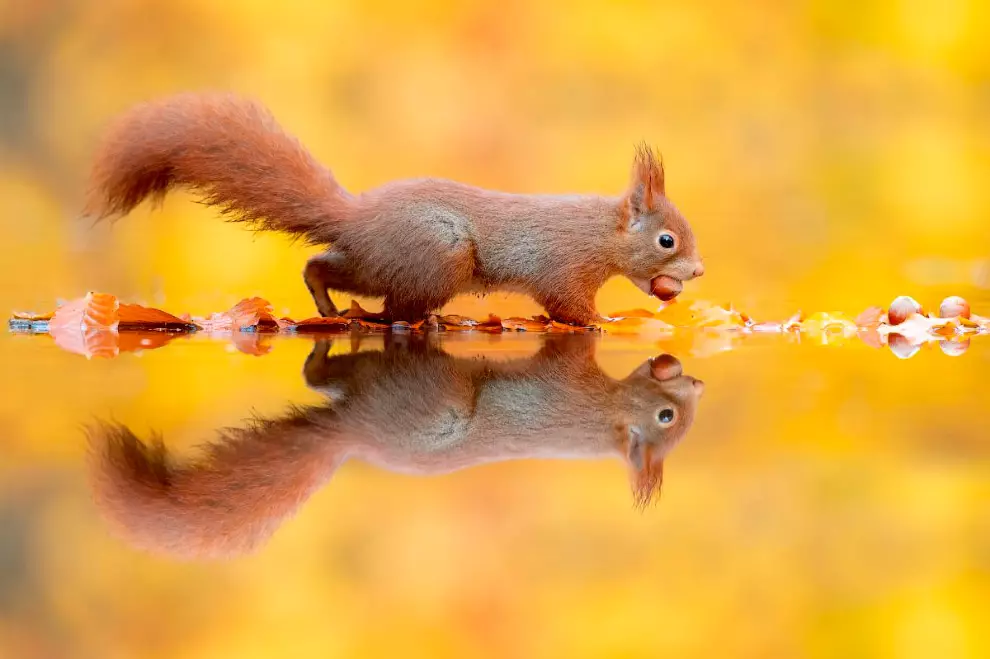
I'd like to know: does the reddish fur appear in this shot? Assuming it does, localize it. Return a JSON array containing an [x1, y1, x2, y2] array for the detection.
[[631, 443, 665, 510], [83, 93, 349, 244], [85, 337, 703, 560], [628, 143, 665, 220], [86, 410, 345, 559], [83, 92, 703, 323]]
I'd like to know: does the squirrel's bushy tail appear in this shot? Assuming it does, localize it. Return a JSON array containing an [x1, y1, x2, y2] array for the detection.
[[83, 93, 350, 244], [85, 410, 345, 560]]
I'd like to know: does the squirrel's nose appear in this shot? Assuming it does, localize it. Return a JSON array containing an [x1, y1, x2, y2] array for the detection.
[[692, 262, 705, 278]]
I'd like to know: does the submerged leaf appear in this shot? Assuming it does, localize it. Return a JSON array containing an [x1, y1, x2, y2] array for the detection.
[[231, 332, 275, 356]]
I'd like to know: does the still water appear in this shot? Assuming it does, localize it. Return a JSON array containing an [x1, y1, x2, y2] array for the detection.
[[1, 329, 987, 658]]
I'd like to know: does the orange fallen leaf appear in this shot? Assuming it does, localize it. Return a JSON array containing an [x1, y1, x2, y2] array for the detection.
[[689, 302, 747, 329], [501, 317, 549, 332], [931, 321, 958, 338], [351, 318, 392, 331], [50, 292, 119, 333], [603, 316, 673, 335], [607, 308, 659, 319], [226, 297, 282, 331], [342, 300, 386, 321], [290, 316, 351, 331], [653, 300, 697, 326], [118, 303, 199, 330], [854, 306, 885, 327], [11, 310, 54, 321], [443, 314, 504, 332], [547, 320, 599, 333], [438, 314, 475, 327], [475, 314, 504, 331], [439, 314, 486, 331]]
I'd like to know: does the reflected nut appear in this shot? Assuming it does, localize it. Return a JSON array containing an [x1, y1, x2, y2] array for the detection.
[[938, 296, 970, 320], [887, 333, 920, 360], [650, 275, 683, 301], [887, 295, 923, 326], [940, 339, 969, 357], [649, 354, 683, 380]]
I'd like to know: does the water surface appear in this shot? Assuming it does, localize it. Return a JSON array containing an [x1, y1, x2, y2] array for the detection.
[[1, 330, 986, 658]]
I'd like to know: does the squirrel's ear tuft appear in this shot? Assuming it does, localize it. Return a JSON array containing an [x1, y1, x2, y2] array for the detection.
[[626, 142, 665, 221], [631, 453, 663, 510]]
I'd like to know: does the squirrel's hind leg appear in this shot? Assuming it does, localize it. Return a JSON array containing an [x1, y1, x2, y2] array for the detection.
[[303, 250, 358, 317], [383, 297, 434, 323], [536, 289, 603, 327]]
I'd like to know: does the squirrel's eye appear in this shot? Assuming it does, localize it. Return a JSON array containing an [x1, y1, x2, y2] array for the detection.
[[658, 233, 675, 249], [657, 408, 675, 425]]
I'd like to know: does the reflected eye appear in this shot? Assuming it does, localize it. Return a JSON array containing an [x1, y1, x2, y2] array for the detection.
[[657, 408, 675, 425], [658, 233, 675, 249]]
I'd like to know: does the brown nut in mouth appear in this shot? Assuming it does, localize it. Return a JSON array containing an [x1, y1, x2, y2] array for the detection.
[[650, 275, 683, 301]]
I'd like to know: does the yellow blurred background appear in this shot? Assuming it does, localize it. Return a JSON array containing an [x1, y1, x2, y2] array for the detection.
[[1, 1, 988, 658], [2, 0, 989, 320]]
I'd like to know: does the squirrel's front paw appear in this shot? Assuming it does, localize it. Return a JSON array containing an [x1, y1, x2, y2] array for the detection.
[[550, 314, 604, 328]]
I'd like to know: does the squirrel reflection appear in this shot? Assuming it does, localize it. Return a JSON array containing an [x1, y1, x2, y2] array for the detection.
[[87, 334, 704, 559]]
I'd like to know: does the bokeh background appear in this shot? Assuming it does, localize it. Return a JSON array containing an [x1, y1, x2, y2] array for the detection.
[[2, 0, 990, 320], [1, 1, 988, 658]]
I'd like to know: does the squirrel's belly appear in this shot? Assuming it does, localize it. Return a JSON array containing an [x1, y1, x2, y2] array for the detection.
[[463, 278, 534, 296]]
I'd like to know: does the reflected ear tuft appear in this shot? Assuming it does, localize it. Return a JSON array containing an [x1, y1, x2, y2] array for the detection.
[[631, 454, 663, 510]]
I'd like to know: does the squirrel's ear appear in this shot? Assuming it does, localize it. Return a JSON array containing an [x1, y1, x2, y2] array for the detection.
[[629, 444, 663, 509], [626, 430, 647, 472], [620, 425, 663, 507], [625, 143, 665, 225]]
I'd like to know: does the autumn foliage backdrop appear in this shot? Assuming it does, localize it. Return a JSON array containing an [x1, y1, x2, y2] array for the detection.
[[0, 2, 988, 658]]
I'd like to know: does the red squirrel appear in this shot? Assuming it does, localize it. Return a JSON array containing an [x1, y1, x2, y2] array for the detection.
[[82, 93, 704, 324], [86, 335, 704, 559]]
